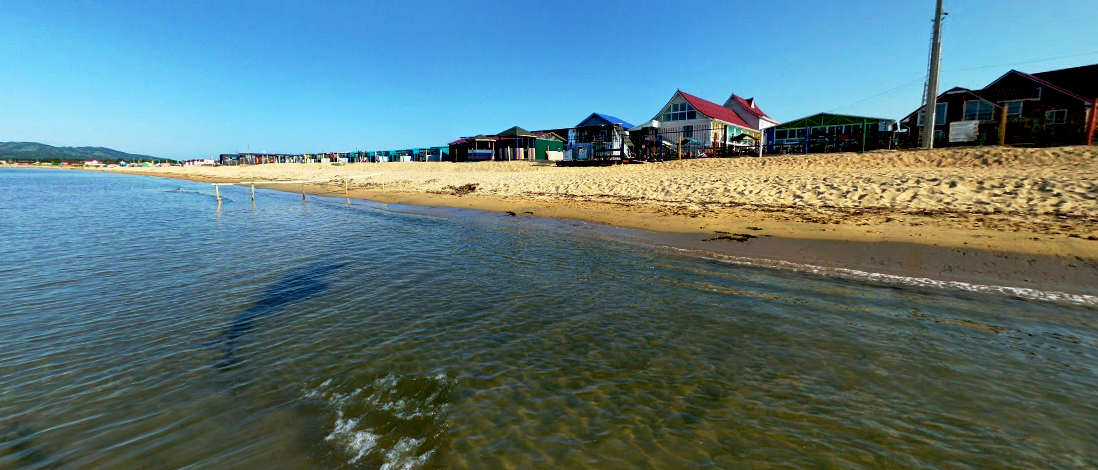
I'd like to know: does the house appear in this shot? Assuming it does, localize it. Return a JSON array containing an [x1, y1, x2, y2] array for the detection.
[[766, 113, 897, 154], [629, 90, 762, 159], [724, 94, 779, 132], [900, 63, 1098, 147], [566, 113, 635, 161]]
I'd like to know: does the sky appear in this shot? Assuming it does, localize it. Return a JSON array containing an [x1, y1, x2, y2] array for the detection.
[[1, 0, 1096, 160]]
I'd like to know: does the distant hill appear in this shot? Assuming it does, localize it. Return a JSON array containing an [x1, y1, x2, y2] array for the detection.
[[0, 142, 162, 162]]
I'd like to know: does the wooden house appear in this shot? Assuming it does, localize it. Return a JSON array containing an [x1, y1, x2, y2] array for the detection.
[[900, 63, 1097, 147]]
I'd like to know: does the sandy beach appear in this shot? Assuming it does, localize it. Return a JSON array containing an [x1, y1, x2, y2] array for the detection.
[[76, 145, 1098, 293]]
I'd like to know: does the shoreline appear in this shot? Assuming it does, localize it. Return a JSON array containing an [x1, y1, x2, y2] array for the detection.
[[63, 165, 1098, 298]]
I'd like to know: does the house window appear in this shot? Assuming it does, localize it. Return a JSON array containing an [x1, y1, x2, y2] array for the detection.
[[662, 103, 697, 122], [1006, 101, 1023, 117], [776, 129, 787, 139], [917, 103, 948, 126], [963, 100, 995, 121], [682, 125, 694, 138], [1045, 109, 1067, 124]]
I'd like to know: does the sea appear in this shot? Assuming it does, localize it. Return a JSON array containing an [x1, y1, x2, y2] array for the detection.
[[1, 167, 1096, 469]]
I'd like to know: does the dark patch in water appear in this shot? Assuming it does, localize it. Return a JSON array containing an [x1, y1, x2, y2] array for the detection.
[[214, 263, 347, 369], [0, 423, 56, 468]]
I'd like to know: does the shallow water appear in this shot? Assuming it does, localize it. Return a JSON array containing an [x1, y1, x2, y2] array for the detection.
[[1, 168, 1096, 469]]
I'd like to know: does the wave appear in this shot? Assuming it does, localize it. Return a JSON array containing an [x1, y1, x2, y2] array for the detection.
[[663, 246, 1098, 307], [301, 373, 455, 469]]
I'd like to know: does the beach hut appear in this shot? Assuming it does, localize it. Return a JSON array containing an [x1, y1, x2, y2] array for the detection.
[[568, 113, 635, 160], [495, 126, 536, 161], [533, 132, 565, 160], [452, 135, 496, 161]]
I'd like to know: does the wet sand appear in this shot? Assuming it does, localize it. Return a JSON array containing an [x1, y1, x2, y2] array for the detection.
[[67, 146, 1098, 296]]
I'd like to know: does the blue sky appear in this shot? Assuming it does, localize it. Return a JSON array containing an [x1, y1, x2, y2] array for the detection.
[[1, 0, 1096, 160]]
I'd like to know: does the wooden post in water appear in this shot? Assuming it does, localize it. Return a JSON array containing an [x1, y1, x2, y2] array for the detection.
[[215, 184, 221, 204], [301, 183, 306, 201], [250, 183, 255, 201]]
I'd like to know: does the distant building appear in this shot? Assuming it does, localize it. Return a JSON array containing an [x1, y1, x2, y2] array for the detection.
[[447, 127, 563, 162], [766, 113, 897, 154], [900, 63, 1098, 147]]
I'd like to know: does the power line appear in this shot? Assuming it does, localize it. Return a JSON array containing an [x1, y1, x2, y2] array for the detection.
[[825, 50, 1098, 114], [827, 78, 924, 113], [948, 50, 1098, 72]]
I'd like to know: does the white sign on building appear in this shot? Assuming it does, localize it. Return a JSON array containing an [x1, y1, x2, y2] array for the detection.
[[949, 120, 980, 142]]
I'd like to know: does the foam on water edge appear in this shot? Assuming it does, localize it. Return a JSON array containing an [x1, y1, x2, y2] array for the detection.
[[301, 373, 454, 468], [664, 246, 1098, 307]]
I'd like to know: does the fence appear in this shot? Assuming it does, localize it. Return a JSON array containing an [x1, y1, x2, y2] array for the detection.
[[629, 125, 761, 161]]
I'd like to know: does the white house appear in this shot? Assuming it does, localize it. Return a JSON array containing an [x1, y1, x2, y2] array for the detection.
[[630, 90, 762, 156], [724, 94, 779, 131]]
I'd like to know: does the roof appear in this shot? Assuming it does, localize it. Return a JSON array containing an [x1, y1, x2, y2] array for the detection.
[[1032, 63, 1098, 100], [576, 113, 635, 129], [496, 126, 535, 137], [1016, 70, 1092, 103], [727, 94, 772, 120], [985, 69, 1093, 103], [534, 131, 565, 141], [899, 87, 990, 123], [676, 90, 754, 129], [775, 112, 895, 130]]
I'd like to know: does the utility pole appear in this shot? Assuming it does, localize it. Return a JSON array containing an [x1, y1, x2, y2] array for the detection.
[[922, 0, 945, 150]]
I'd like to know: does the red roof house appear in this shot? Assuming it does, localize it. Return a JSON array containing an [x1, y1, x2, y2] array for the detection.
[[723, 93, 779, 131], [631, 90, 762, 154]]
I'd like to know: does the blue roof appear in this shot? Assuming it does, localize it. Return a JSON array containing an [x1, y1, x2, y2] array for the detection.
[[577, 113, 634, 129]]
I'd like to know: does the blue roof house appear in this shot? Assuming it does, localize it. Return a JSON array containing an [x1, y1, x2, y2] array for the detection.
[[568, 113, 636, 160]]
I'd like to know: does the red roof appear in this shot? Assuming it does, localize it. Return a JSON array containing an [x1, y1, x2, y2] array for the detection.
[[730, 94, 771, 120], [677, 90, 753, 129]]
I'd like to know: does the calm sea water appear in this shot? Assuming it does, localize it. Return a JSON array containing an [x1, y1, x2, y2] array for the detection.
[[1, 168, 1096, 469]]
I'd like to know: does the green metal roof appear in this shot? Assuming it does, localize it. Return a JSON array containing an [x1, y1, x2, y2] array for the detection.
[[775, 113, 893, 129]]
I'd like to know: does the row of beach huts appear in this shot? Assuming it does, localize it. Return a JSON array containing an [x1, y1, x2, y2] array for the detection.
[[214, 63, 1096, 166]]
